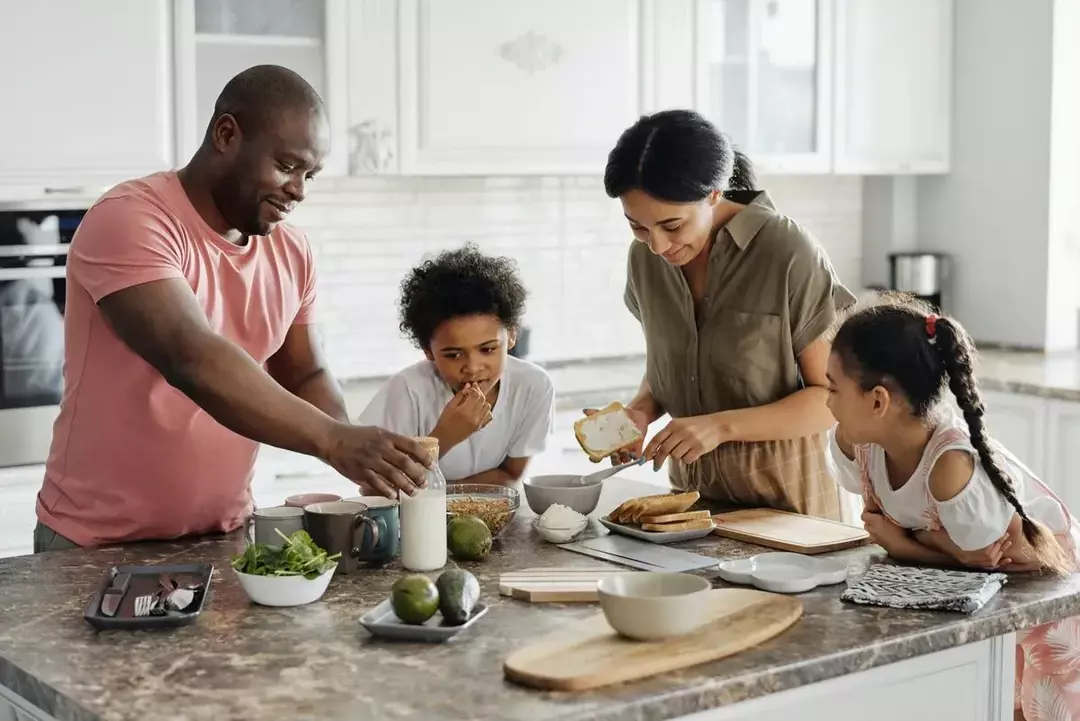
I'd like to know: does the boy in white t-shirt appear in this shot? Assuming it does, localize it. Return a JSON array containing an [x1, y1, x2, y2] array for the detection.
[[358, 244, 555, 485]]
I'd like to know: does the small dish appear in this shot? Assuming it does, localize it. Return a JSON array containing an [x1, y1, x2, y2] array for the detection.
[[83, 563, 214, 631], [284, 492, 341, 508], [358, 600, 489, 643], [598, 516, 716, 544], [533, 518, 588, 544], [596, 572, 712, 641], [716, 552, 848, 594], [233, 566, 336, 607], [522, 474, 603, 515]]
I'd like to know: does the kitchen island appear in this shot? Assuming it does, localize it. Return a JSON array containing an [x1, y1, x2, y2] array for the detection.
[[2, 478, 1079, 721]]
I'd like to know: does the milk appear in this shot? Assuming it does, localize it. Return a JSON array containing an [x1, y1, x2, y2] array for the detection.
[[399, 487, 447, 571]]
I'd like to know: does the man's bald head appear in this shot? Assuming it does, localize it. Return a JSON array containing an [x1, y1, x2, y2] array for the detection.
[[204, 64, 325, 141]]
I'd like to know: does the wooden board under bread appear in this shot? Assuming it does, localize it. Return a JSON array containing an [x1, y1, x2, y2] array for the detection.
[[711, 508, 870, 554]]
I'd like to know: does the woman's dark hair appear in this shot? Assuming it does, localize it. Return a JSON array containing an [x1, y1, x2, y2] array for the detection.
[[603, 109, 757, 202], [398, 243, 527, 350], [832, 293, 1073, 575]]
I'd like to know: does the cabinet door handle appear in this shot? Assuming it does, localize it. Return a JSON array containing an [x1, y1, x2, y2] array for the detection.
[[44, 186, 86, 195]]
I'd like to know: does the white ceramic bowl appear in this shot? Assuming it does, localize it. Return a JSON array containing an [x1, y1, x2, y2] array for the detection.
[[597, 572, 712, 641], [233, 566, 336, 607], [522, 474, 604, 515], [532, 517, 589, 544]]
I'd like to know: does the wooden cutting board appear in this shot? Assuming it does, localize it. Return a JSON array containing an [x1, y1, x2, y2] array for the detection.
[[499, 567, 633, 603], [712, 508, 870, 554], [504, 588, 802, 691]]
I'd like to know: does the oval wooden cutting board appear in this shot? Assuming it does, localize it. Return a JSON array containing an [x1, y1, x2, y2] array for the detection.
[[504, 588, 803, 692]]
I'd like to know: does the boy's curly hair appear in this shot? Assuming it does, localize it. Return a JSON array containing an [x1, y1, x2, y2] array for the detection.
[[398, 243, 528, 350]]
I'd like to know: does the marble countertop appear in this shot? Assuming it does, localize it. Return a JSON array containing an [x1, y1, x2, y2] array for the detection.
[[975, 349, 1080, 402], [3, 479, 1080, 721]]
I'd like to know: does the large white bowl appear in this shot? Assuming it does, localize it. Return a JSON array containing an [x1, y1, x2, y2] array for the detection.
[[233, 566, 336, 607], [522, 474, 604, 515], [597, 572, 712, 641]]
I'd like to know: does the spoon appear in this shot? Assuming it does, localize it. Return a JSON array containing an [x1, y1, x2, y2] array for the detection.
[[574, 457, 647, 486]]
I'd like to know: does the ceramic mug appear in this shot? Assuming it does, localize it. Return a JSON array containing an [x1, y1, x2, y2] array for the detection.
[[344, 496, 400, 564], [247, 505, 305, 546], [303, 501, 382, 574], [284, 492, 341, 508]]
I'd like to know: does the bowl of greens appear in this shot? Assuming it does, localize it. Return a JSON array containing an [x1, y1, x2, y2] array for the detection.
[[230, 529, 341, 607]]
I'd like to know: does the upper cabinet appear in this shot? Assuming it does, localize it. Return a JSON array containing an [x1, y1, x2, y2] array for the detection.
[[0, 0, 174, 188], [694, 0, 833, 174], [833, 0, 953, 174], [349, 0, 644, 176], [173, 0, 350, 176]]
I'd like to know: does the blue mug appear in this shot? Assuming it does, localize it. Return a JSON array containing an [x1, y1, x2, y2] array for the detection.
[[348, 496, 400, 564]]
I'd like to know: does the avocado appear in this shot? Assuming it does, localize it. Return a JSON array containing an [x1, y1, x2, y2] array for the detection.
[[447, 515, 492, 561], [436, 569, 481, 625], [390, 574, 439, 625]]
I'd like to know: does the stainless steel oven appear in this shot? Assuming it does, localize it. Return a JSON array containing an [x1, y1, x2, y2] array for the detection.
[[0, 201, 87, 468]]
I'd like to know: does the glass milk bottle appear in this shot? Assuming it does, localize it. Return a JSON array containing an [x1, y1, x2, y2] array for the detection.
[[399, 436, 447, 571]]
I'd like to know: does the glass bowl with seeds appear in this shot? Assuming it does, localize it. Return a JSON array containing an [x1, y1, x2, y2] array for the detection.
[[445, 484, 520, 538]]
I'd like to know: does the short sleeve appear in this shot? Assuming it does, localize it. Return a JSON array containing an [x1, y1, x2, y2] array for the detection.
[[356, 374, 422, 436], [508, 372, 555, 459], [935, 454, 1015, 551], [293, 231, 318, 325], [624, 245, 642, 322], [783, 221, 858, 354], [828, 427, 865, 495], [68, 197, 185, 303]]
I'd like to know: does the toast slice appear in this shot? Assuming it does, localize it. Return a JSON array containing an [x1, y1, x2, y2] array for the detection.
[[638, 509, 711, 525], [627, 491, 700, 523], [573, 402, 644, 463], [641, 517, 715, 533]]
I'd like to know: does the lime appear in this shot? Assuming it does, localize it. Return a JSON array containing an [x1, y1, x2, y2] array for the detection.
[[390, 574, 439, 625], [447, 515, 493, 561]]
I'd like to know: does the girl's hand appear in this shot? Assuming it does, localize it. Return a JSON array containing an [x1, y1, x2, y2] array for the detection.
[[861, 509, 908, 552], [953, 534, 1013, 570], [644, 415, 726, 470]]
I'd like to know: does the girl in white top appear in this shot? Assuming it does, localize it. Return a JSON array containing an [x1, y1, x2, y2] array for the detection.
[[826, 296, 1080, 720], [359, 244, 554, 485]]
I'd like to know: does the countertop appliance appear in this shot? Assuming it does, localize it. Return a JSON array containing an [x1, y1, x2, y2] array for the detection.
[[888, 252, 949, 313]]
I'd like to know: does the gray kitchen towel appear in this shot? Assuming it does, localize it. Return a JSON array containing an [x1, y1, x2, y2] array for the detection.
[[841, 564, 1007, 614]]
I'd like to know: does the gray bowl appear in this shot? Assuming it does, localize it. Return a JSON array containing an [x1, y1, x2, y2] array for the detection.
[[522, 474, 603, 516]]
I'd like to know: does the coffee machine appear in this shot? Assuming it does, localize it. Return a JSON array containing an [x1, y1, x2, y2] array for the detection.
[[888, 252, 949, 313]]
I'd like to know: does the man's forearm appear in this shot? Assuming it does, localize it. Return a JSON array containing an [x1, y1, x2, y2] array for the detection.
[[289, 368, 350, 424], [170, 334, 338, 458]]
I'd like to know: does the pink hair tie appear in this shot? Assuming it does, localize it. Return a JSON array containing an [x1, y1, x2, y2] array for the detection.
[[926, 314, 939, 345]]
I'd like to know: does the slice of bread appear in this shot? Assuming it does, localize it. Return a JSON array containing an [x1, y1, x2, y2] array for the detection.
[[627, 491, 699, 523], [573, 402, 644, 463], [641, 517, 715, 533], [638, 509, 712, 525]]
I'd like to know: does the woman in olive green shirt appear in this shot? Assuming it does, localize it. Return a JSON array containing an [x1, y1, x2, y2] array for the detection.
[[597, 109, 856, 519]]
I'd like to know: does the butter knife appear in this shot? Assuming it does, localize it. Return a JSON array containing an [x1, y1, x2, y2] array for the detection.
[[100, 570, 131, 617]]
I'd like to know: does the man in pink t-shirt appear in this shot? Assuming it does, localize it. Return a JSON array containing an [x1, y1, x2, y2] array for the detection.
[[35, 66, 429, 551]]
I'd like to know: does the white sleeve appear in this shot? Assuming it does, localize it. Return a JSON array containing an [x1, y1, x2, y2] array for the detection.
[[828, 427, 864, 495], [356, 374, 422, 437], [935, 454, 1015, 551], [507, 372, 555, 459]]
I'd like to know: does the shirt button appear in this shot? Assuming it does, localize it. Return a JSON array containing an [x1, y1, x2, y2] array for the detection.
[[690, 376, 697, 382]]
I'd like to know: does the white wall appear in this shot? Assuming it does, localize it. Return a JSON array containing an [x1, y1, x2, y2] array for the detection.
[[290, 174, 864, 381], [915, 0, 1054, 349]]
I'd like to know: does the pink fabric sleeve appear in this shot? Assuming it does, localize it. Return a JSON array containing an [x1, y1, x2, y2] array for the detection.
[[292, 232, 318, 325], [68, 197, 185, 303]]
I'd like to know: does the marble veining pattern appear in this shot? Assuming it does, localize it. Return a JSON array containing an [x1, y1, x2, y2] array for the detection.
[[2, 480, 1080, 721]]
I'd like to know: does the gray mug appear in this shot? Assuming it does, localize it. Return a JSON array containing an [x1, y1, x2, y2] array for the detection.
[[348, 496, 399, 564], [303, 501, 382, 574], [247, 505, 305, 546]]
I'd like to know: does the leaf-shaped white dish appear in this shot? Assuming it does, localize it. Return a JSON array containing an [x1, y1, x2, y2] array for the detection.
[[716, 552, 849, 594]]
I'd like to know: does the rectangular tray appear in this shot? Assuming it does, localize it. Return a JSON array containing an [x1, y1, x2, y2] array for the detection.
[[358, 600, 488, 643], [83, 563, 213, 631], [599, 516, 716, 544]]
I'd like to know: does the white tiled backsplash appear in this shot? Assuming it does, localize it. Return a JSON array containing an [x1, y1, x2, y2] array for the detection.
[[291, 174, 864, 381]]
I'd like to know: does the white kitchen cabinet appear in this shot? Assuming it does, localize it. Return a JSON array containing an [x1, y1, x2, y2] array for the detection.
[[833, 0, 953, 174], [389, 0, 643, 175], [1044, 399, 1080, 512], [0, 0, 174, 187], [982, 390, 1048, 480], [173, 0, 349, 176], [0, 465, 44, 559], [691, 0, 834, 174]]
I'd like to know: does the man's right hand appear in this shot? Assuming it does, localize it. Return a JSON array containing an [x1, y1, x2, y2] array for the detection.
[[582, 405, 651, 466], [432, 384, 492, 452], [322, 424, 430, 498]]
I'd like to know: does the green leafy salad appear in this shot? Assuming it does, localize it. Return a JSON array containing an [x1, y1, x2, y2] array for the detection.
[[230, 529, 340, 580]]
